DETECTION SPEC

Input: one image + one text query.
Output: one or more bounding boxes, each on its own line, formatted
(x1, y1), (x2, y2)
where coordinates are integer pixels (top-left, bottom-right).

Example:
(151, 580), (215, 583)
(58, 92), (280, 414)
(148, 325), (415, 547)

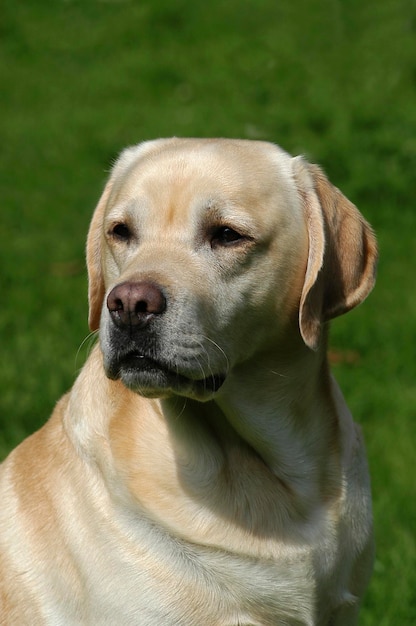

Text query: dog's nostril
(138, 285), (166, 316)
(135, 300), (149, 314)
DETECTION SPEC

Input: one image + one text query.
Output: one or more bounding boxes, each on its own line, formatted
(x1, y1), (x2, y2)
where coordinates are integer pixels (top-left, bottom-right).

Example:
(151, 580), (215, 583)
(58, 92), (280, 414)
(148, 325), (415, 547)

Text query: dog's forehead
(108, 139), (300, 225)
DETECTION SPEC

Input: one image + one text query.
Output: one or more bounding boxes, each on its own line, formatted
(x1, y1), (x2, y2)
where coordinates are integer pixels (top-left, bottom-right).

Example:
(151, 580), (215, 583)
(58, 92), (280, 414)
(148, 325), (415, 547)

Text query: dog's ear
(293, 158), (378, 351)
(86, 179), (113, 331)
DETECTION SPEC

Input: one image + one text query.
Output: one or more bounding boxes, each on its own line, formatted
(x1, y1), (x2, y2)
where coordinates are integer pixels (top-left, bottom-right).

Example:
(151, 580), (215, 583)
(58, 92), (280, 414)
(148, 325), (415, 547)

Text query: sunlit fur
(0, 139), (377, 625)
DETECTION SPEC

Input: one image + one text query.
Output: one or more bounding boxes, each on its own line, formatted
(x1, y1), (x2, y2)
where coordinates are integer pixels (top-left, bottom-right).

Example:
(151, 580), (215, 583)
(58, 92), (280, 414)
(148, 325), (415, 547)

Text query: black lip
(108, 352), (226, 394)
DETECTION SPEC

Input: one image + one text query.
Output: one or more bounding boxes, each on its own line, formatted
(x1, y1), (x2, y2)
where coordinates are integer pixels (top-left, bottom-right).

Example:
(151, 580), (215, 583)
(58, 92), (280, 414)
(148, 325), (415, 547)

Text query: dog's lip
(109, 352), (226, 393)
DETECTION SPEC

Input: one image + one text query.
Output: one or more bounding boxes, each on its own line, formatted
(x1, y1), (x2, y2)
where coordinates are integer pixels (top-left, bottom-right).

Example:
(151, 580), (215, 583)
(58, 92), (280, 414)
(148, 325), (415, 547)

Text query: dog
(0, 138), (377, 625)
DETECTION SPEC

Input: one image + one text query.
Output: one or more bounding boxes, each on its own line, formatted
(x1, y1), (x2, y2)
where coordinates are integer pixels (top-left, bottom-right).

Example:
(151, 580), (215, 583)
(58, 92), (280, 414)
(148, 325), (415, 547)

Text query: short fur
(0, 139), (377, 625)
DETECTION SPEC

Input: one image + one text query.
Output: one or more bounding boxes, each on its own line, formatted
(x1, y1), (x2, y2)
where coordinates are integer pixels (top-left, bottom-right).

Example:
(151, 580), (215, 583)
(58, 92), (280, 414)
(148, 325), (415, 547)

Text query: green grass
(1, 0), (415, 622)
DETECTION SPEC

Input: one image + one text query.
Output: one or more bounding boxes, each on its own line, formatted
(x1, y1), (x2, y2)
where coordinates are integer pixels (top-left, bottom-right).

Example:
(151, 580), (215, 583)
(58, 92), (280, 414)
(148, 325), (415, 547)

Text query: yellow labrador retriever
(0, 139), (377, 625)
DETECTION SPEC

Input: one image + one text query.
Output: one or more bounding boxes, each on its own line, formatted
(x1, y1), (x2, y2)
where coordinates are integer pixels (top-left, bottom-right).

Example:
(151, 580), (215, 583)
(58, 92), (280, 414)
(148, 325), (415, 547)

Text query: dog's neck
(165, 343), (341, 505)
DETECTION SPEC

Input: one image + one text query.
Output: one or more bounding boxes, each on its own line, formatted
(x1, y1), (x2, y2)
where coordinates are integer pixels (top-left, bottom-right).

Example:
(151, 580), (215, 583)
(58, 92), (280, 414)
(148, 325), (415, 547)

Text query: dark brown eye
(211, 226), (244, 248)
(111, 223), (131, 241)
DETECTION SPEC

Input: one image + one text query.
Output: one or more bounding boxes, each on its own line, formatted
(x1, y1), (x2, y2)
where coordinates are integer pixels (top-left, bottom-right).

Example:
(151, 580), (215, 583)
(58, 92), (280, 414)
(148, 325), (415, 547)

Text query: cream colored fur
(0, 138), (377, 625)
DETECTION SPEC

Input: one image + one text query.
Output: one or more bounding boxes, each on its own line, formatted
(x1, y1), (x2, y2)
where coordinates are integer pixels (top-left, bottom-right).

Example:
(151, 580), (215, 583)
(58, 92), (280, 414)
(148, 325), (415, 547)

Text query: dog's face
(87, 138), (377, 400)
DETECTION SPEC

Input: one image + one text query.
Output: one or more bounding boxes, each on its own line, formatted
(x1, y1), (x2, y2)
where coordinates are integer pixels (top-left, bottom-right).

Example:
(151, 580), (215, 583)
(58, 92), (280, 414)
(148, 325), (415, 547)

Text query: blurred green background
(1, 0), (415, 622)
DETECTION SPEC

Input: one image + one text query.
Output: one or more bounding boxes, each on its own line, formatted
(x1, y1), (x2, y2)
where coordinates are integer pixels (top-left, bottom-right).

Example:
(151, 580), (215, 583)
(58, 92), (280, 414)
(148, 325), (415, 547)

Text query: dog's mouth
(105, 352), (226, 399)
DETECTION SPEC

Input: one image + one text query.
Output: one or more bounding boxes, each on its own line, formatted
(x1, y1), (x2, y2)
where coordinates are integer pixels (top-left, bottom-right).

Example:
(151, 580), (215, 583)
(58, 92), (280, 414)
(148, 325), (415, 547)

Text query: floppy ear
(293, 158), (378, 351)
(86, 179), (113, 331)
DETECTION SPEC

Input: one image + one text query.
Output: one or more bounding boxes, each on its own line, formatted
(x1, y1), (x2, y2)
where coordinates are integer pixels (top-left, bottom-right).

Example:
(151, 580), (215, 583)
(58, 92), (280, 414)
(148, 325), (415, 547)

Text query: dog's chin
(105, 354), (226, 401)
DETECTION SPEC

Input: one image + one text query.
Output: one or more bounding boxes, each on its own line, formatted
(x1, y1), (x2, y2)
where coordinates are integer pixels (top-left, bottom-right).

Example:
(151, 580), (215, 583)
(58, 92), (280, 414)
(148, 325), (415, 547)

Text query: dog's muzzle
(103, 281), (226, 399)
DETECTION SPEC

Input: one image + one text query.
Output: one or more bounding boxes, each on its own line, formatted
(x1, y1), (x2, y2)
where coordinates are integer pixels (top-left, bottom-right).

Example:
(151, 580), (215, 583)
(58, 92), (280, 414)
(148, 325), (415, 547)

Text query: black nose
(107, 281), (167, 328)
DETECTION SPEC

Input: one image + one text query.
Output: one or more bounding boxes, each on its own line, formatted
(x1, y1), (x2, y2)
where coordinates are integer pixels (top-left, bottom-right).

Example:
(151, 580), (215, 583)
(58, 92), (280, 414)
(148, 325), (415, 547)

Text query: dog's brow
(202, 201), (257, 232)
(106, 198), (146, 222)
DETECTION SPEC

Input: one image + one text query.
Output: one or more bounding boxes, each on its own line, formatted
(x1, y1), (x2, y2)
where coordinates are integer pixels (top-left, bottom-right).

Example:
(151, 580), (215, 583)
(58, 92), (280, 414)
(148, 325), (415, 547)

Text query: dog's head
(86, 139), (377, 400)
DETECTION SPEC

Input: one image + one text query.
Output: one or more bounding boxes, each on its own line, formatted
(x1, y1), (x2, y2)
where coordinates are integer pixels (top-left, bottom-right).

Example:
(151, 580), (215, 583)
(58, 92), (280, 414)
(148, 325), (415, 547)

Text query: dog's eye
(211, 226), (244, 248)
(110, 223), (131, 241)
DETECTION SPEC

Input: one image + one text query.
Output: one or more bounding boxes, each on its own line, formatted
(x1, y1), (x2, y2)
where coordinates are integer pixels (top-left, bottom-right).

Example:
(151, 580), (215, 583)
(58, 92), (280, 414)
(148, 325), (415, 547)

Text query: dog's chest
(80, 519), (316, 626)
(168, 542), (315, 626)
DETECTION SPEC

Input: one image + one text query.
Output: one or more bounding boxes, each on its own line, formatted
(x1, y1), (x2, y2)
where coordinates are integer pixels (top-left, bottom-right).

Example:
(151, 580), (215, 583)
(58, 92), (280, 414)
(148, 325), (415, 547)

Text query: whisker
(202, 335), (230, 375)
(269, 369), (289, 378)
(175, 398), (188, 420)
(75, 331), (99, 371)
